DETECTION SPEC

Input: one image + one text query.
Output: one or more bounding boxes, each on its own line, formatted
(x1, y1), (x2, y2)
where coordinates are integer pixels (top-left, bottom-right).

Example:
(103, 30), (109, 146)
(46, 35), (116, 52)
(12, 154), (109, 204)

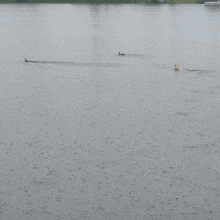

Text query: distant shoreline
(0, 0), (208, 4)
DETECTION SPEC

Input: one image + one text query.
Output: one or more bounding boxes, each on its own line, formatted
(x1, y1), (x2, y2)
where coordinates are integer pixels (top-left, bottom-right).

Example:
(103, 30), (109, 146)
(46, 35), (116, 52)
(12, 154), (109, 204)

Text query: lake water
(1, 3), (220, 220)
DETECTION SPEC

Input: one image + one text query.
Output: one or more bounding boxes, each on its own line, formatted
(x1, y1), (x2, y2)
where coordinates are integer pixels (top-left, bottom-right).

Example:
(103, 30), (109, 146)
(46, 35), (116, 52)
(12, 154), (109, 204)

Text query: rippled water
(1, 3), (220, 220)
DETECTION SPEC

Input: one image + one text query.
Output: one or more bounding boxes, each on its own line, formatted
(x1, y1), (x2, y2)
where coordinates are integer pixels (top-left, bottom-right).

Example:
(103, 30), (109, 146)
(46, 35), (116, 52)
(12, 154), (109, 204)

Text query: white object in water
(205, 0), (220, 6)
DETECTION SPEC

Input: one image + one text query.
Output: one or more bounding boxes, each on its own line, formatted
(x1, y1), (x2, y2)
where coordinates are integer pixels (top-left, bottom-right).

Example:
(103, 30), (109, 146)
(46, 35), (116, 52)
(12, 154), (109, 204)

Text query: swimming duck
(118, 52), (125, 56)
(174, 64), (182, 71)
(25, 58), (28, 62)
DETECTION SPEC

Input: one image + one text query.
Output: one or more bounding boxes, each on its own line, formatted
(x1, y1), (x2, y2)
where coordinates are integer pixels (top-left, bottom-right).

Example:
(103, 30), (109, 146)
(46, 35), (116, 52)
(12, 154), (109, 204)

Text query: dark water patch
(124, 54), (151, 59)
(24, 59), (123, 67)
(182, 69), (218, 74)
(185, 143), (217, 150)
(195, 69), (214, 73)
(193, 69), (219, 76)
(181, 69), (204, 72)
(175, 112), (189, 117)
(191, 90), (202, 94)
(31, 178), (56, 186)
(184, 99), (196, 103)
(185, 69), (199, 72)
(185, 145), (199, 149)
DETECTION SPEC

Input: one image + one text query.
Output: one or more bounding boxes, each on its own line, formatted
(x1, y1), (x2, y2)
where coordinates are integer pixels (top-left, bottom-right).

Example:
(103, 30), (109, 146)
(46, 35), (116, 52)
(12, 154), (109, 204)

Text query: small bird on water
(118, 52), (125, 56)
(174, 64), (182, 71)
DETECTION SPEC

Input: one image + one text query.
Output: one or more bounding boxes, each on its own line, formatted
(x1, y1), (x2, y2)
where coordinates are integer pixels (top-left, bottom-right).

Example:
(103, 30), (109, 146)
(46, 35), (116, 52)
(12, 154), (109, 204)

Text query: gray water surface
(1, 4), (220, 220)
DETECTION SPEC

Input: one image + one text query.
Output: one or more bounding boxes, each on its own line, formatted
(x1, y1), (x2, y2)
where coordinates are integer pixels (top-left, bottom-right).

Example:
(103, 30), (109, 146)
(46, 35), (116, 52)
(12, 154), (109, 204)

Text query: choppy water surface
(1, 3), (220, 220)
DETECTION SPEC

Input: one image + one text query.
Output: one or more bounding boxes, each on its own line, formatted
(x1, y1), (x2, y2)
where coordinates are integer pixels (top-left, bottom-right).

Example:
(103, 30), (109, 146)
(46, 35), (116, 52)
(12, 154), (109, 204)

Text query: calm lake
(1, 3), (220, 220)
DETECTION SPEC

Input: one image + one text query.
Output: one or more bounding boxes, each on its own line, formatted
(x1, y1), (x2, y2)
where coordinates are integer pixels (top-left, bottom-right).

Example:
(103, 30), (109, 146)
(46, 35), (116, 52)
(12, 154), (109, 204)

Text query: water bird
(174, 64), (182, 71)
(118, 52), (125, 56)
(25, 58), (28, 62)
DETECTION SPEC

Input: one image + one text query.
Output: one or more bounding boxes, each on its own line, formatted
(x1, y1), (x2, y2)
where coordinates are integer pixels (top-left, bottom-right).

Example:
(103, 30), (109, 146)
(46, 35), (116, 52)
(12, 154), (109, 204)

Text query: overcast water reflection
(1, 3), (220, 220)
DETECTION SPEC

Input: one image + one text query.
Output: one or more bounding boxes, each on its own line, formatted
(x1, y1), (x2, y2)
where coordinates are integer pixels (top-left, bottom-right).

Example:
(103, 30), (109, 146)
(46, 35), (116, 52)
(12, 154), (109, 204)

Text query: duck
(118, 52), (125, 56)
(25, 58), (28, 62)
(174, 64), (182, 71)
